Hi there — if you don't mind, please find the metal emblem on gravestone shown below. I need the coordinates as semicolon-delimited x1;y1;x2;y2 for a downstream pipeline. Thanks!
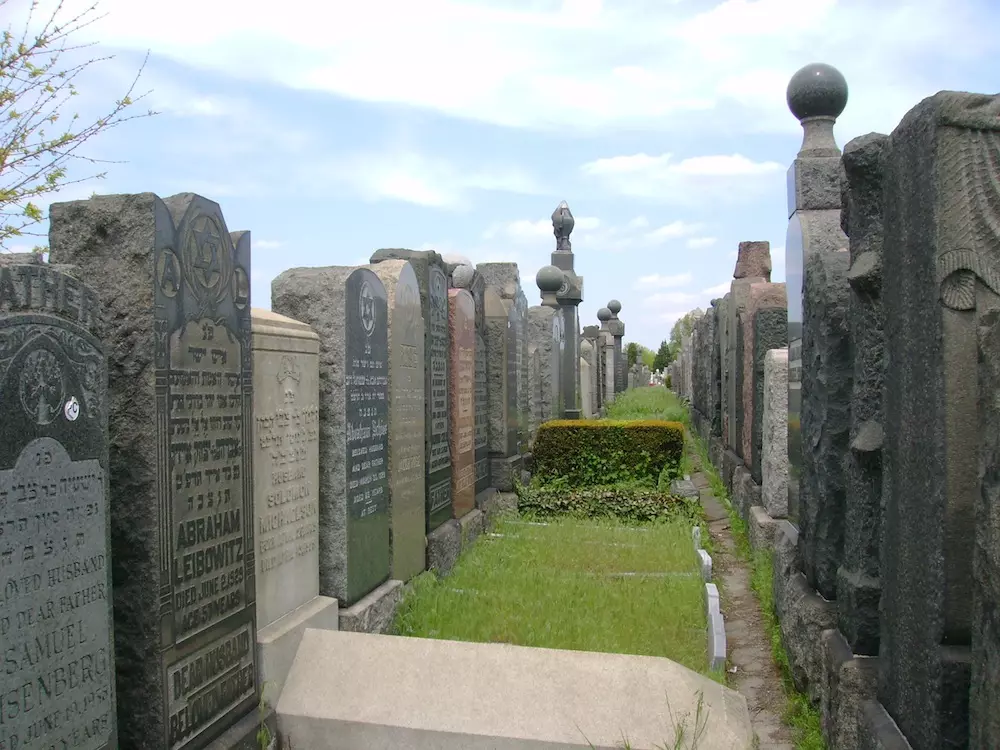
19;348;64;424
64;394;80;421
360;280;377;337
181;213;234;310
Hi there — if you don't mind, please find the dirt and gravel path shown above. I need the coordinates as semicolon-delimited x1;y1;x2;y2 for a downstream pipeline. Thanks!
689;453;796;750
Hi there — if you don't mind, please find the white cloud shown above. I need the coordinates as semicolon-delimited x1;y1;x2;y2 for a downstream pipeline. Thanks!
305;151;545;209
635;273;694;290
484;214;706;255
36;0;991;137
580;152;782;203
687;237;717;249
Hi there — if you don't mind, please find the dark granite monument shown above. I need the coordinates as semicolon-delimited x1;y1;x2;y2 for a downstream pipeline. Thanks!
272;266;390;607
0;260;116;750
49;193;259;749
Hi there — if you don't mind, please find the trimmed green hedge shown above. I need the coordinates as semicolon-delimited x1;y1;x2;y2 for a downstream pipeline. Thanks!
517;482;700;524
531;419;685;486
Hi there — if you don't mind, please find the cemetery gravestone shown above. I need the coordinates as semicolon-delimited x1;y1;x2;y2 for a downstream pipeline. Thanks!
251;308;339;700
0;261;116;750
48;193;258;749
272;267;390;606
483;288;520;490
370;250;451;533
252;309;321;629
448;289;476;518
369;261;426;582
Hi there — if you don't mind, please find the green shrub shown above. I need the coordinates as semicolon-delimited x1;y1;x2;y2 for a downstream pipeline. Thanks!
532;419;685;486
516;480;701;524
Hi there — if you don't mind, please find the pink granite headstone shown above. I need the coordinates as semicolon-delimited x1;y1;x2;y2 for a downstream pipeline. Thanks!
448;289;476;517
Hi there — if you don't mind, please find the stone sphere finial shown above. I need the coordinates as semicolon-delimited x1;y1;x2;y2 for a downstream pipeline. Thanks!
536;265;564;293
786;63;848;122
607;299;621;315
452;264;475;289
597;307;612;322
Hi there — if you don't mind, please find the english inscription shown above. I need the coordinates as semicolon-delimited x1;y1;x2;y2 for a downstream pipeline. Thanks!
156;199;257;750
0;440;114;750
344;269;390;602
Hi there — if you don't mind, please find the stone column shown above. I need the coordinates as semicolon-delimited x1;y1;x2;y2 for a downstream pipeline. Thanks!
607;300;625;394
551;201;583;419
598;307;615;405
784;64;851;531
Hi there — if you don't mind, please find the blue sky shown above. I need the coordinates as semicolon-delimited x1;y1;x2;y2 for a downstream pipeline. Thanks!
5;0;998;348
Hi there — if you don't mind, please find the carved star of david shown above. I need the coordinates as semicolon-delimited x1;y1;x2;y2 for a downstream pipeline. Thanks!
191;220;223;289
360;284;376;336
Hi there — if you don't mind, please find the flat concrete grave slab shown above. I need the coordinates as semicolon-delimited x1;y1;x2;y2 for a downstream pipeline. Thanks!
278;629;753;749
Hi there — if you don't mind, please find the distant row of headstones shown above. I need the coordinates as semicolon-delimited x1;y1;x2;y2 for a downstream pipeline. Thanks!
670;64;1000;750
0;194;639;749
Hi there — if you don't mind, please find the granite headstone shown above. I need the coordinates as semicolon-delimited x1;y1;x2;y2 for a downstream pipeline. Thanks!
448;289;476;518
0;261;116;750
48;193;258;749
272;267;390;606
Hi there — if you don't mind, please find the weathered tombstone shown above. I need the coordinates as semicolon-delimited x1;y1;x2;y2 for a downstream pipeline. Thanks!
728;243;770;459
580;341;594;418
453;266;491;502
48;193;260;749
528;306;556;423
743;283;787;483
607;300;625;393
838;132;889;657
866;90;994;750
252;309;339;699
762;349;789;518
370;250;451;533
368;261;426;582
480;263;530;460
272;267;390;606
483;288;519;490
0;260;117;750
448;289;476;518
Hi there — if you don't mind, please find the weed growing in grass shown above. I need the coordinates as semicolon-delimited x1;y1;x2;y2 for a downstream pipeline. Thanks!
580;691;711;750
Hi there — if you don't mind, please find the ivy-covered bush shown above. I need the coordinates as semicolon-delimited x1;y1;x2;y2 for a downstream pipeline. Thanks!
531;419;684;486
516;480;700;524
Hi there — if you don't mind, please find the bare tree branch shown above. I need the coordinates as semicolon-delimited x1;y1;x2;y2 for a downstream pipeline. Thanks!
0;0;158;249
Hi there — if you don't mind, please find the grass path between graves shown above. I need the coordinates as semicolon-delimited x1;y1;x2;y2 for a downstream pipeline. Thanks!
393;514;711;675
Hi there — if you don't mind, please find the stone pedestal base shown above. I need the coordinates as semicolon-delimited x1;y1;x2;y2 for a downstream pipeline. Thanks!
339;579;403;634
258;595;339;703
490;454;523;491
426;509;487;577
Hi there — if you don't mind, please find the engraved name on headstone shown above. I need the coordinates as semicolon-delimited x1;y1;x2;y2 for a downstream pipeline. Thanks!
271;266;390;606
0;262;116;750
48;193;258;750
449;289;476;518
